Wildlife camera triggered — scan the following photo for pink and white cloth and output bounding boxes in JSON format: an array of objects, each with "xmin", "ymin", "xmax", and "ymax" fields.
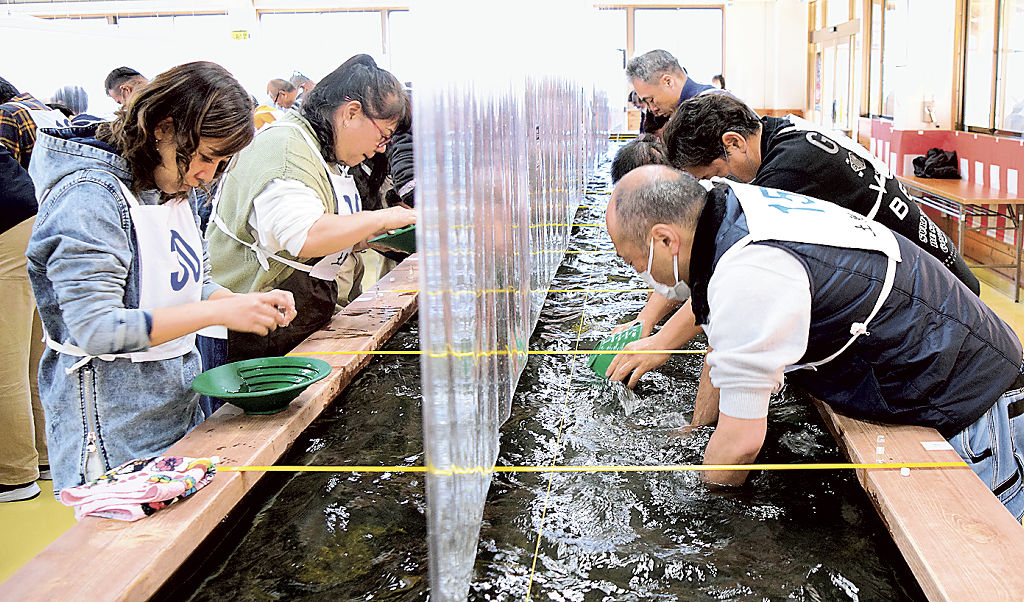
[{"xmin": 60, "ymin": 456, "xmax": 216, "ymax": 521}]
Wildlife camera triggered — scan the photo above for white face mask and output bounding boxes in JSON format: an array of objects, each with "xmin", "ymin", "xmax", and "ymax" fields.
[{"xmin": 637, "ymin": 236, "xmax": 691, "ymax": 302}]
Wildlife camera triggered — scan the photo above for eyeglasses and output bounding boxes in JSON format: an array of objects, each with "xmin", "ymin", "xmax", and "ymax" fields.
[
  {"xmin": 342, "ymin": 96, "xmax": 393, "ymax": 148},
  {"xmin": 365, "ymin": 114, "xmax": 393, "ymax": 149}
]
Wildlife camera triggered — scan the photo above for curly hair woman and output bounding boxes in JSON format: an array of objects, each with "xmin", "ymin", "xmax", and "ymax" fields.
[{"xmin": 27, "ymin": 61, "xmax": 297, "ymax": 494}]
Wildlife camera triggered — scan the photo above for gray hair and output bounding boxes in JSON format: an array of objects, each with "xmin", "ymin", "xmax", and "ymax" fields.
[
  {"xmin": 52, "ymin": 85, "xmax": 88, "ymax": 115},
  {"xmin": 611, "ymin": 134, "xmax": 669, "ymax": 183},
  {"xmin": 613, "ymin": 167, "xmax": 706, "ymax": 247},
  {"xmin": 625, "ymin": 49, "xmax": 685, "ymax": 83},
  {"xmin": 290, "ymin": 73, "xmax": 313, "ymax": 87}
]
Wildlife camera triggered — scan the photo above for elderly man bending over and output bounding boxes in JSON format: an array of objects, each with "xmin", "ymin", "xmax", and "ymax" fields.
[{"xmin": 606, "ymin": 165, "xmax": 1024, "ymax": 518}]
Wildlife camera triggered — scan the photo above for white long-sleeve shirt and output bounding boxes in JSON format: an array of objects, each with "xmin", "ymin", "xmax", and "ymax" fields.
[
  {"xmin": 704, "ymin": 244, "xmax": 812, "ymax": 419},
  {"xmin": 248, "ymin": 178, "xmax": 326, "ymax": 257}
]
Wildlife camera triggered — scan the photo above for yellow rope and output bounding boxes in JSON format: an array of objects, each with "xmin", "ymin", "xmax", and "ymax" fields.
[
  {"xmin": 389, "ymin": 287, "xmax": 649, "ymax": 295},
  {"xmin": 515, "ymin": 223, "xmax": 606, "ymax": 229},
  {"xmin": 456, "ymin": 222, "xmax": 605, "ymax": 230},
  {"xmin": 547, "ymin": 288, "xmax": 650, "ymax": 293}
]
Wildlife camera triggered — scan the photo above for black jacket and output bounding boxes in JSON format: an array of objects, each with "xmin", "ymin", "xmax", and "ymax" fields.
[
  {"xmin": 386, "ymin": 128, "xmax": 414, "ymax": 206},
  {"xmin": 690, "ymin": 186, "xmax": 1020, "ymax": 438},
  {"xmin": 754, "ymin": 116, "xmax": 980, "ymax": 295},
  {"xmin": 0, "ymin": 143, "xmax": 37, "ymax": 234}
]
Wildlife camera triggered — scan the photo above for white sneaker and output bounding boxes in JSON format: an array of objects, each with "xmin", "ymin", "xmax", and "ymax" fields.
[{"xmin": 0, "ymin": 482, "xmax": 41, "ymax": 503}]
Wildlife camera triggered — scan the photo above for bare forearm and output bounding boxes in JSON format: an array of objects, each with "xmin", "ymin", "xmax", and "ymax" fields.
[
  {"xmin": 207, "ymin": 288, "xmax": 235, "ymax": 301},
  {"xmin": 150, "ymin": 289, "xmax": 297, "ymax": 346},
  {"xmin": 636, "ymin": 292, "xmax": 681, "ymax": 333},
  {"xmin": 691, "ymin": 354, "xmax": 720, "ymax": 427},
  {"xmin": 150, "ymin": 301, "xmax": 230, "ymax": 346},
  {"xmin": 700, "ymin": 413, "xmax": 767, "ymax": 487},
  {"xmin": 658, "ymin": 299, "xmax": 702, "ymax": 347},
  {"xmin": 299, "ymin": 212, "xmax": 382, "ymax": 258}
]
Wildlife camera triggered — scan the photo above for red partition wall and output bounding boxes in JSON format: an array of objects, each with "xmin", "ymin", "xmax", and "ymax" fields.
[
  {"xmin": 868, "ymin": 119, "xmax": 1024, "ymax": 247},
  {"xmin": 888, "ymin": 130, "xmax": 954, "ymax": 177}
]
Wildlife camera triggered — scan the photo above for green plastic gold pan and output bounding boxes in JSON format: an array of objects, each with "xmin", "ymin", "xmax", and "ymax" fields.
[
  {"xmin": 588, "ymin": 322, "xmax": 643, "ymax": 378},
  {"xmin": 369, "ymin": 224, "xmax": 416, "ymax": 254},
  {"xmin": 191, "ymin": 356, "xmax": 332, "ymax": 415}
]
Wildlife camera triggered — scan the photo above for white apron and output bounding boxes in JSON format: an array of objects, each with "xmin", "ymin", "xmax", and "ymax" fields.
[
  {"xmin": 211, "ymin": 120, "xmax": 361, "ymax": 282},
  {"xmin": 713, "ymin": 178, "xmax": 902, "ymax": 372},
  {"xmin": 45, "ymin": 179, "xmax": 204, "ymax": 373}
]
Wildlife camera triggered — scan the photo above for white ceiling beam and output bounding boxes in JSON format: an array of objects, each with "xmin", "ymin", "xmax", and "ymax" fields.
[
  {"xmin": 252, "ymin": 1, "xmax": 407, "ymax": 11},
  {"xmin": 2, "ymin": 1, "xmax": 231, "ymax": 17},
  {"xmin": 2, "ymin": 1, "xmax": 413, "ymax": 18}
]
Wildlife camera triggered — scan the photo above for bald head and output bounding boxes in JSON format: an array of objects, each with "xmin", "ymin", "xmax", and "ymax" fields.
[
  {"xmin": 608, "ymin": 165, "xmax": 707, "ymax": 251},
  {"xmin": 267, "ymin": 78, "xmax": 298, "ymax": 108}
]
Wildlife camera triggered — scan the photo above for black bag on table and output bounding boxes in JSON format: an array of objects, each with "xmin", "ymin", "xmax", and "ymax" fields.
[{"xmin": 913, "ymin": 147, "xmax": 961, "ymax": 179}]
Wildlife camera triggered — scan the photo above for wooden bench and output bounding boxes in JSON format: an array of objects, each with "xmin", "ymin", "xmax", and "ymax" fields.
[
  {"xmin": 815, "ymin": 399, "xmax": 1024, "ymax": 600},
  {"xmin": 0, "ymin": 255, "xmax": 420, "ymax": 602},
  {"xmin": 897, "ymin": 174, "xmax": 1024, "ymax": 300}
]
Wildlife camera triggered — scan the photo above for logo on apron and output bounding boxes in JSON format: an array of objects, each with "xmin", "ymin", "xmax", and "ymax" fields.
[
  {"xmin": 339, "ymin": 191, "xmax": 360, "ymax": 215},
  {"xmin": 170, "ymin": 230, "xmax": 201, "ymax": 292},
  {"xmin": 44, "ymin": 177, "xmax": 205, "ymax": 367},
  {"xmin": 714, "ymin": 179, "xmax": 902, "ymax": 371}
]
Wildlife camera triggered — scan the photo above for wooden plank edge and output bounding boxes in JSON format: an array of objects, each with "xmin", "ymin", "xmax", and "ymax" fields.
[
  {"xmin": 813, "ymin": 398, "xmax": 1024, "ymax": 601},
  {"xmin": 0, "ymin": 255, "xmax": 420, "ymax": 601},
  {"xmin": 898, "ymin": 174, "xmax": 1017, "ymax": 205}
]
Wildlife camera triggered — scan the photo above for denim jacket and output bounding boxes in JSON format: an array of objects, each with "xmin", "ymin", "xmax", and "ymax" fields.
[{"xmin": 26, "ymin": 125, "xmax": 221, "ymax": 494}]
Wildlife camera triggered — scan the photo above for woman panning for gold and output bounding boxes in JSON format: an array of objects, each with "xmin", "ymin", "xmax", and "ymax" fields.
[
  {"xmin": 26, "ymin": 62, "xmax": 296, "ymax": 494},
  {"xmin": 205, "ymin": 54, "xmax": 416, "ymax": 364}
]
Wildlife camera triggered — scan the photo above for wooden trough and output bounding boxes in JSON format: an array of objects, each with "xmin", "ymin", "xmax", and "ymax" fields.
[
  {"xmin": 4, "ymin": 250, "xmax": 1024, "ymax": 600},
  {"xmin": 0, "ymin": 255, "xmax": 420, "ymax": 602}
]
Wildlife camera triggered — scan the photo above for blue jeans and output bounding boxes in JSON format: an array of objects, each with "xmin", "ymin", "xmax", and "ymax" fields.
[
  {"xmin": 196, "ymin": 335, "xmax": 228, "ymax": 417},
  {"xmin": 948, "ymin": 383, "xmax": 1024, "ymax": 520}
]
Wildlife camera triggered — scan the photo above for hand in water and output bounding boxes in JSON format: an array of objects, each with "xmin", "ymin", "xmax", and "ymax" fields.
[
  {"xmin": 668, "ymin": 425, "xmax": 697, "ymax": 439},
  {"xmin": 220, "ymin": 289, "xmax": 296, "ymax": 335},
  {"xmin": 610, "ymin": 319, "xmax": 640, "ymax": 336},
  {"xmin": 605, "ymin": 330, "xmax": 672, "ymax": 388}
]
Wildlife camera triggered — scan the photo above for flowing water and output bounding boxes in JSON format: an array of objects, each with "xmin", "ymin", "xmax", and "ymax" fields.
[{"xmin": 188, "ymin": 162, "xmax": 926, "ymax": 601}]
